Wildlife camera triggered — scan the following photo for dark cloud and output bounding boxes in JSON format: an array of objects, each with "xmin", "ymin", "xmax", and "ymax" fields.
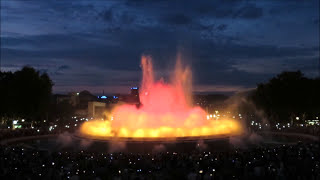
[
  {"xmin": 3, "ymin": 30, "xmax": 316, "ymax": 61},
  {"xmin": 124, "ymin": 0, "xmax": 261, "ymax": 20},
  {"xmin": 234, "ymin": 4, "xmax": 263, "ymax": 19},
  {"xmin": 57, "ymin": 65, "xmax": 70, "ymax": 71},
  {"xmin": 102, "ymin": 8, "xmax": 114, "ymax": 22},
  {"xmin": 2, "ymin": 31, "xmax": 318, "ymax": 84},
  {"xmin": 120, "ymin": 11, "xmax": 135, "ymax": 24},
  {"xmin": 162, "ymin": 14, "xmax": 192, "ymax": 25},
  {"xmin": 216, "ymin": 24, "xmax": 228, "ymax": 31},
  {"xmin": 1, "ymin": 0, "xmax": 319, "ymax": 93}
]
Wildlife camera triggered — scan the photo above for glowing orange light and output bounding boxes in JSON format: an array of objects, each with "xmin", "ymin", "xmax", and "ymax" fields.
[{"xmin": 80, "ymin": 55, "xmax": 242, "ymax": 139}]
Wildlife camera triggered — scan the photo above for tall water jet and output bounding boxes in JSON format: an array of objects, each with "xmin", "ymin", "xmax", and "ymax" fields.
[{"xmin": 80, "ymin": 55, "xmax": 242, "ymax": 139}]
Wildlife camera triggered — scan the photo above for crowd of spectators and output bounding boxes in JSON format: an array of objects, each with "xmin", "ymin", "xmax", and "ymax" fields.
[
  {"xmin": 272, "ymin": 126, "xmax": 320, "ymax": 136},
  {"xmin": 0, "ymin": 128, "xmax": 59, "ymax": 141},
  {"xmin": 0, "ymin": 141, "xmax": 319, "ymax": 180},
  {"xmin": 0, "ymin": 121, "xmax": 79, "ymax": 141},
  {"xmin": 249, "ymin": 124, "xmax": 320, "ymax": 137}
]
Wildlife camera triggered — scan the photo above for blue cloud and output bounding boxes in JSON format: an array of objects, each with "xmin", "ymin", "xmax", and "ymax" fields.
[{"xmin": 1, "ymin": 0, "xmax": 319, "ymax": 93}]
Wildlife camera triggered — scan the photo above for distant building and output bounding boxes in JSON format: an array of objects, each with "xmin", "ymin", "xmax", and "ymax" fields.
[
  {"xmin": 129, "ymin": 87, "xmax": 140, "ymax": 104},
  {"xmin": 54, "ymin": 94, "xmax": 71, "ymax": 104},
  {"xmin": 53, "ymin": 92, "xmax": 80, "ymax": 107},
  {"xmin": 131, "ymin": 87, "xmax": 139, "ymax": 96},
  {"xmin": 88, "ymin": 101, "xmax": 106, "ymax": 118},
  {"xmin": 68, "ymin": 92, "xmax": 80, "ymax": 106},
  {"xmin": 54, "ymin": 90, "xmax": 100, "ymax": 117},
  {"xmin": 78, "ymin": 90, "xmax": 97, "ymax": 108},
  {"xmin": 53, "ymin": 87, "xmax": 142, "ymax": 118}
]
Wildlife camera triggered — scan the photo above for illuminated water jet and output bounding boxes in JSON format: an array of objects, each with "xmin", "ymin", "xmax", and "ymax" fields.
[{"xmin": 80, "ymin": 55, "xmax": 242, "ymax": 139}]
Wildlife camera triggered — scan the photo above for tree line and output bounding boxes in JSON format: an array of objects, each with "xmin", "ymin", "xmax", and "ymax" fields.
[
  {"xmin": 250, "ymin": 71, "xmax": 320, "ymax": 123},
  {"xmin": 0, "ymin": 67, "xmax": 53, "ymax": 123}
]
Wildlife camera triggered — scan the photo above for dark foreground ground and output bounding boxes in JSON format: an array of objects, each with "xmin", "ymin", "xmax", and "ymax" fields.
[{"xmin": 0, "ymin": 132, "xmax": 319, "ymax": 180}]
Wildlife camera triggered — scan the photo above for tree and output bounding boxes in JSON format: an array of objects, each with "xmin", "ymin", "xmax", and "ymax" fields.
[
  {"xmin": 0, "ymin": 66, "xmax": 53, "ymax": 122},
  {"xmin": 251, "ymin": 71, "xmax": 320, "ymax": 123}
]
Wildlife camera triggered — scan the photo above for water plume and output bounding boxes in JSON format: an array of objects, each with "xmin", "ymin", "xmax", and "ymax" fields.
[{"xmin": 80, "ymin": 55, "xmax": 242, "ymax": 138}]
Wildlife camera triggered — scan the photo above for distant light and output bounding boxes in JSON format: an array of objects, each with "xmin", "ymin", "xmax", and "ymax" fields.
[
  {"xmin": 296, "ymin": 117, "xmax": 299, "ymax": 120},
  {"xmin": 21, "ymin": 119, "xmax": 25, "ymax": 122},
  {"xmin": 77, "ymin": 93, "xmax": 79, "ymax": 95},
  {"xmin": 199, "ymin": 170, "xmax": 203, "ymax": 174},
  {"xmin": 13, "ymin": 120, "xmax": 18, "ymax": 125},
  {"xmin": 131, "ymin": 87, "xmax": 138, "ymax": 89},
  {"xmin": 101, "ymin": 96, "xmax": 107, "ymax": 99},
  {"xmin": 113, "ymin": 96, "xmax": 118, "ymax": 99}
]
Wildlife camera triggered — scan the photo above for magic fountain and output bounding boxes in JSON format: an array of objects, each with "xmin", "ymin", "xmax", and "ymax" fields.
[{"xmin": 80, "ymin": 55, "xmax": 242, "ymax": 140}]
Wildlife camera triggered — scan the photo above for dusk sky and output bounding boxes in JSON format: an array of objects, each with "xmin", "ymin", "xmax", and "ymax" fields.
[{"xmin": 1, "ymin": 0, "xmax": 319, "ymax": 94}]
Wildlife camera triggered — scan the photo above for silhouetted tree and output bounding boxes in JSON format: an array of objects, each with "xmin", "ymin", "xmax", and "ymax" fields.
[
  {"xmin": 251, "ymin": 71, "xmax": 320, "ymax": 123},
  {"xmin": 0, "ymin": 67, "xmax": 53, "ymax": 122}
]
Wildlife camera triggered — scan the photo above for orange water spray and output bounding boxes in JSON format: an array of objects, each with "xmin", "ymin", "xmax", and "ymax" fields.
[{"xmin": 80, "ymin": 55, "xmax": 242, "ymax": 138}]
